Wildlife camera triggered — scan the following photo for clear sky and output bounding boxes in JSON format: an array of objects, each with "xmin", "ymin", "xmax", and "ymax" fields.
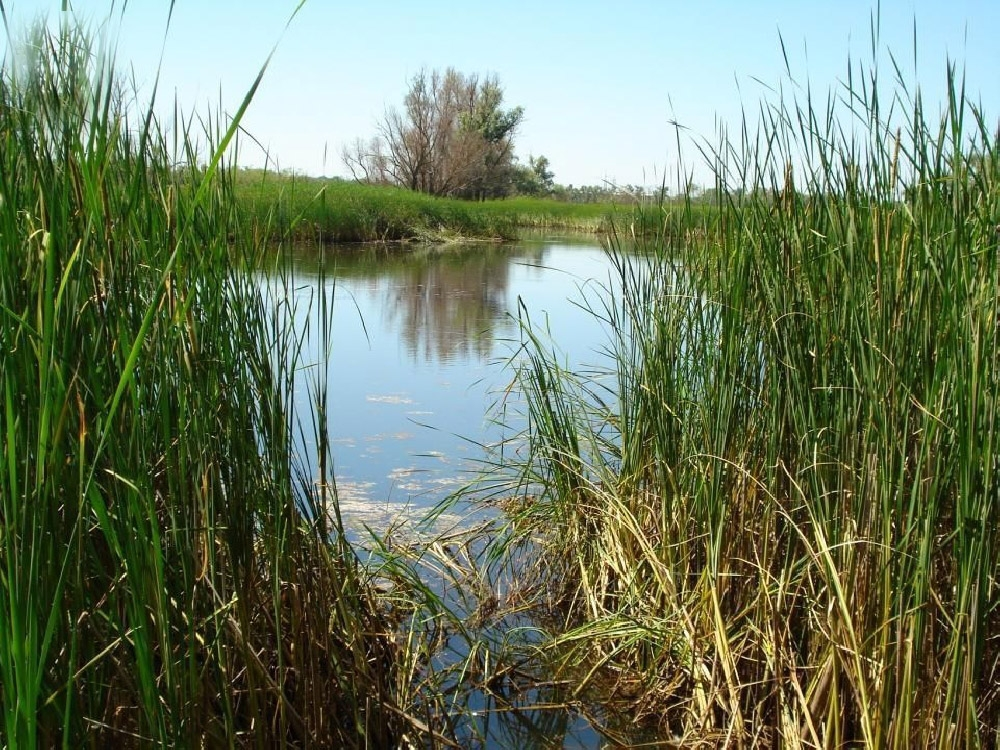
[{"xmin": 2, "ymin": 1, "xmax": 998, "ymax": 189}]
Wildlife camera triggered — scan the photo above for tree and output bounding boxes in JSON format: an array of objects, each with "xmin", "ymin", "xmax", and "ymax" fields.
[
  {"xmin": 512, "ymin": 154, "xmax": 555, "ymax": 196},
  {"xmin": 530, "ymin": 155, "xmax": 555, "ymax": 192},
  {"xmin": 344, "ymin": 68, "xmax": 524, "ymax": 199}
]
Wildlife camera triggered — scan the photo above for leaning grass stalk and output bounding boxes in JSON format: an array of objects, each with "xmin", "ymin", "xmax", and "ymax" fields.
[
  {"xmin": 0, "ymin": 7, "xmax": 415, "ymax": 746},
  {"xmin": 481, "ymin": 35, "xmax": 999, "ymax": 747}
]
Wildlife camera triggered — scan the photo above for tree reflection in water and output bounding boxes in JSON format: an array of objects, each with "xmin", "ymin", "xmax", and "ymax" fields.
[
  {"xmin": 386, "ymin": 249, "xmax": 528, "ymax": 363},
  {"xmin": 275, "ymin": 239, "xmax": 601, "ymax": 523},
  {"xmin": 294, "ymin": 242, "xmax": 546, "ymax": 364}
]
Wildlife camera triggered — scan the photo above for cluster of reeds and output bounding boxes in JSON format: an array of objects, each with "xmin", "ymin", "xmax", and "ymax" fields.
[
  {"xmin": 0, "ymin": 17, "xmax": 404, "ymax": 746},
  {"xmin": 498, "ymin": 57, "xmax": 999, "ymax": 746}
]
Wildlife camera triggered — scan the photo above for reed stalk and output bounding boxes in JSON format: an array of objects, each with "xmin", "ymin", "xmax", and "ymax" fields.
[
  {"xmin": 495, "ymin": 47, "xmax": 1000, "ymax": 748},
  {"xmin": 0, "ymin": 13, "xmax": 404, "ymax": 747}
]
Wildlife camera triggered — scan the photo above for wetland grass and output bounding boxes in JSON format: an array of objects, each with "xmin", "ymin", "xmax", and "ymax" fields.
[
  {"xmin": 232, "ymin": 170, "xmax": 620, "ymax": 243},
  {"xmin": 0, "ymin": 18, "xmax": 407, "ymax": 746},
  {"xmin": 489, "ymin": 59, "xmax": 1000, "ymax": 746},
  {"xmin": 9, "ymin": 10, "xmax": 997, "ymax": 749}
]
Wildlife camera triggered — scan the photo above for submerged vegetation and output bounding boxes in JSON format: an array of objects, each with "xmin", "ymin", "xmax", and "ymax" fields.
[{"xmin": 487, "ymin": 56, "xmax": 1000, "ymax": 747}]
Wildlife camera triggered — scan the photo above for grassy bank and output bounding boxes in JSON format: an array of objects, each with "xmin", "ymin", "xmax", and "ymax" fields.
[
  {"xmin": 0, "ymin": 20, "xmax": 407, "ymax": 746},
  {"xmin": 487, "ymin": 64, "xmax": 1000, "ymax": 745},
  {"xmin": 232, "ymin": 169, "xmax": 627, "ymax": 242}
]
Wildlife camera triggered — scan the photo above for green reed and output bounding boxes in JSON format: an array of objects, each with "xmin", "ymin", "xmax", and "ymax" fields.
[
  {"xmin": 495, "ymin": 53, "xmax": 999, "ymax": 747},
  {"xmin": 0, "ymin": 14, "xmax": 405, "ymax": 747}
]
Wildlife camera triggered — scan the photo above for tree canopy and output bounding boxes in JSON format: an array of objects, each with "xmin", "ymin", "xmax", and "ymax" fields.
[
  {"xmin": 511, "ymin": 154, "xmax": 555, "ymax": 196},
  {"xmin": 344, "ymin": 68, "xmax": 524, "ymax": 199}
]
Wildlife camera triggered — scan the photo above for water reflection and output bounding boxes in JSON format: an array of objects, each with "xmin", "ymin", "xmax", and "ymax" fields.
[
  {"xmin": 291, "ymin": 244, "xmax": 543, "ymax": 364},
  {"xmin": 263, "ymin": 236, "xmax": 625, "ymax": 748},
  {"xmin": 387, "ymin": 251, "xmax": 519, "ymax": 362},
  {"xmin": 269, "ymin": 237, "xmax": 614, "ymax": 527}
]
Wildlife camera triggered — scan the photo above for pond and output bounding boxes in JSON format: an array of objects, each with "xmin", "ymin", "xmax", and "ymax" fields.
[
  {"xmin": 264, "ymin": 234, "xmax": 620, "ymax": 532},
  {"xmin": 259, "ymin": 234, "xmax": 631, "ymax": 747}
]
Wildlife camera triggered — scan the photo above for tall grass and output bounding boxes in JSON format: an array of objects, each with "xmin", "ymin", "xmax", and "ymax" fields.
[
  {"xmin": 495, "ymin": 54, "xmax": 1000, "ymax": 746},
  {"xmin": 0, "ymin": 17, "xmax": 404, "ymax": 746},
  {"xmin": 232, "ymin": 170, "xmax": 623, "ymax": 243}
]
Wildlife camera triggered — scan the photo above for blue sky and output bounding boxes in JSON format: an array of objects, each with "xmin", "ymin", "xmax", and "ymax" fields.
[{"xmin": 2, "ymin": 1, "xmax": 998, "ymax": 188}]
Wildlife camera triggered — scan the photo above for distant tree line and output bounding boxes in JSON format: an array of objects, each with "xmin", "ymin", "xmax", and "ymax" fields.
[{"xmin": 546, "ymin": 182, "xmax": 670, "ymax": 204}]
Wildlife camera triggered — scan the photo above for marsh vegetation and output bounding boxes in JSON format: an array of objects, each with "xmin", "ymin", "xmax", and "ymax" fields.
[
  {"xmin": 478, "ymin": 59, "xmax": 1000, "ymax": 747},
  {"xmin": 1, "ymin": 9, "xmax": 998, "ymax": 750},
  {"xmin": 0, "ymin": 18, "xmax": 406, "ymax": 747},
  {"xmin": 233, "ymin": 170, "xmax": 617, "ymax": 243}
]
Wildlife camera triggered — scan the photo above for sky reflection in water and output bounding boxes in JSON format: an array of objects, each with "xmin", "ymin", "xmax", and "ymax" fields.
[{"xmin": 264, "ymin": 236, "xmax": 619, "ymax": 533}]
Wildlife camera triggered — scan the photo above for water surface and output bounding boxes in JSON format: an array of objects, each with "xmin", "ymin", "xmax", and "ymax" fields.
[
  {"xmin": 268, "ymin": 235, "xmax": 618, "ymax": 531},
  {"xmin": 260, "ymin": 234, "xmax": 631, "ymax": 747}
]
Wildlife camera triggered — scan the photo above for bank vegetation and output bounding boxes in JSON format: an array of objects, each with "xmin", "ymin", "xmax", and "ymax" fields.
[{"xmin": 486, "ymin": 56, "xmax": 1000, "ymax": 747}]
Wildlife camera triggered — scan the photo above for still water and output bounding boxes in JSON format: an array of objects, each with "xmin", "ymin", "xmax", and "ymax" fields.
[
  {"xmin": 261, "ymin": 235, "xmax": 627, "ymax": 747},
  {"xmin": 268, "ymin": 235, "xmax": 618, "ymax": 532}
]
